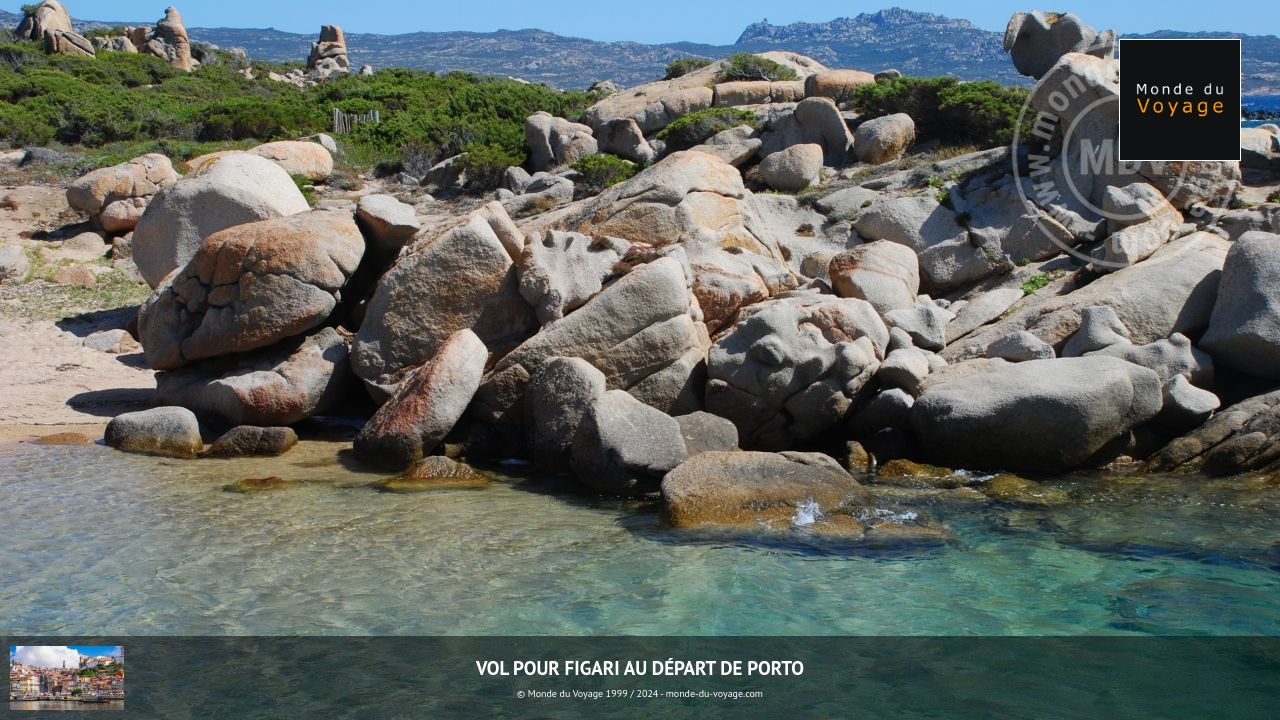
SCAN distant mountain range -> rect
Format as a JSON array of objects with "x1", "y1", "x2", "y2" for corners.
[{"x1": 3, "y1": 7, "x2": 1278, "y2": 93}]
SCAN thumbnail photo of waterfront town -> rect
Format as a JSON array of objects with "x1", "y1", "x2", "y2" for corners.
[{"x1": 9, "y1": 646, "x2": 124, "y2": 710}]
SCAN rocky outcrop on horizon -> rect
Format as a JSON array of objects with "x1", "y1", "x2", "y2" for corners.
[{"x1": 8, "y1": 6, "x2": 1279, "y2": 92}]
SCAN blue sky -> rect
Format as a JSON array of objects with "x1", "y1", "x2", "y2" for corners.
[
  {"x1": 46, "y1": 1, "x2": 1280, "y2": 44},
  {"x1": 10, "y1": 646, "x2": 122, "y2": 668}
]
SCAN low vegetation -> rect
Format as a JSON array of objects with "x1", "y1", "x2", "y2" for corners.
[
  {"x1": 656, "y1": 107, "x2": 757, "y2": 149},
  {"x1": 0, "y1": 42, "x2": 598, "y2": 190},
  {"x1": 853, "y1": 76, "x2": 1031, "y2": 149},
  {"x1": 663, "y1": 57, "x2": 713, "y2": 80},
  {"x1": 719, "y1": 53, "x2": 798, "y2": 83},
  {"x1": 571, "y1": 154, "x2": 638, "y2": 194},
  {"x1": 1020, "y1": 273, "x2": 1052, "y2": 296}
]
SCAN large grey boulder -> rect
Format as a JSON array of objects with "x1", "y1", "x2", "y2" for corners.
[
  {"x1": 355, "y1": 194, "x2": 421, "y2": 253},
  {"x1": 527, "y1": 356, "x2": 607, "y2": 470},
  {"x1": 945, "y1": 232, "x2": 1230, "y2": 361},
  {"x1": 849, "y1": 387, "x2": 915, "y2": 436},
  {"x1": 595, "y1": 118, "x2": 656, "y2": 164},
  {"x1": 675, "y1": 412, "x2": 739, "y2": 456},
  {"x1": 1004, "y1": 11, "x2": 1117, "y2": 80},
  {"x1": 518, "y1": 231, "x2": 629, "y2": 325},
  {"x1": 131, "y1": 153, "x2": 310, "y2": 288},
  {"x1": 138, "y1": 210, "x2": 365, "y2": 371},
  {"x1": 986, "y1": 331, "x2": 1055, "y2": 362},
  {"x1": 351, "y1": 205, "x2": 535, "y2": 399},
  {"x1": 706, "y1": 289, "x2": 888, "y2": 449},
  {"x1": 854, "y1": 113, "x2": 915, "y2": 165},
  {"x1": 473, "y1": 256, "x2": 709, "y2": 437},
  {"x1": 884, "y1": 299, "x2": 955, "y2": 352},
  {"x1": 759, "y1": 143, "x2": 823, "y2": 192},
  {"x1": 525, "y1": 111, "x2": 598, "y2": 171},
  {"x1": 570, "y1": 390, "x2": 689, "y2": 496},
  {"x1": 911, "y1": 356, "x2": 1164, "y2": 472},
  {"x1": 813, "y1": 185, "x2": 882, "y2": 222},
  {"x1": 1144, "y1": 389, "x2": 1280, "y2": 476},
  {"x1": 945, "y1": 287, "x2": 1025, "y2": 344},
  {"x1": 1062, "y1": 305, "x2": 1131, "y2": 357},
  {"x1": 760, "y1": 97, "x2": 854, "y2": 166},
  {"x1": 105, "y1": 406, "x2": 202, "y2": 458},
  {"x1": 878, "y1": 347, "x2": 932, "y2": 396},
  {"x1": 1200, "y1": 231, "x2": 1280, "y2": 379},
  {"x1": 559, "y1": 151, "x2": 797, "y2": 326},
  {"x1": 661, "y1": 451, "x2": 873, "y2": 528},
  {"x1": 66, "y1": 154, "x2": 179, "y2": 234},
  {"x1": 353, "y1": 329, "x2": 488, "y2": 470},
  {"x1": 1098, "y1": 183, "x2": 1183, "y2": 268},
  {"x1": 691, "y1": 125, "x2": 761, "y2": 167},
  {"x1": 829, "y1": 240, "x2": 920, "y2": 316},
  {"x1": 1240, "y1": 127, "x2": 1280, "y2": 170},
  {"x1": 855, "y1": 194, "x2": 998, "y2": 291},
  {"x1": 154, "y1": 328, "x2": 352, "y2": 426}
]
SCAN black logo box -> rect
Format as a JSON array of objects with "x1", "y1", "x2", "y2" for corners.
[{"x1": 1119, "y1": 38, "x2": 1241, "y2": 162}]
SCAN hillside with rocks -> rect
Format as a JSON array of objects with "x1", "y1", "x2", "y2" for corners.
[
  {"x1": 3, "y1": 6, "x2": 1278, "y2": 92},
  {"x1": 5, "y1": 3, "x2": 1280, "y2": 543}
]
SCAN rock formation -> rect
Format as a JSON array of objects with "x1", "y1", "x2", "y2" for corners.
[
  {"x1": 307, "y1": 25, "x2": 351, "y2": 77},
  {"x1": 140, "y1": 7, "x2": 195, "y2": 71}
]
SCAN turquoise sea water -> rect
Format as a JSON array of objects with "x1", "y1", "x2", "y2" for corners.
[{"x1": 1, "y1": 438, "x2": 1278, "y2": 636}]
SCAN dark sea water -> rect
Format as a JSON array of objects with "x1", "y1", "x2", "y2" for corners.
[
  {"x1": 2, "y1": 439, "x2": 1279, "y2": 637},
  {"x1": 1243, "y1": 95, "x2": 1280, "y2": 126}
]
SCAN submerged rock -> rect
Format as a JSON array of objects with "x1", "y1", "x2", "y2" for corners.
[
  {"x1": 31, "y1": 432, "x2": 94, "y2": 446},
  {"x1": 978, "y1": 474, "x2": 1070, "y2": 506},
  {"x1": 105, "y1": 406, "x2": 202, "y2": 458},
  {"x1": 203, "y1": 426, "x2": 298, "y2": 458},
  {"x1": 661, "y1": 451, "x2": 873, "y2": 528},
  {"x1": 374, "y1": 456, "x2": 489, "y2": 491},
  {"x1": 223, "y1": 476, "x2": 295, "y2": 494}
]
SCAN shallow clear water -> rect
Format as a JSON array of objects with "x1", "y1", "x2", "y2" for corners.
[{"x1": 2, "y1": 438, "x2": 1278, "y2": 636}]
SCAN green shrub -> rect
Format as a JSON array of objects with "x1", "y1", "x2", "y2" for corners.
[
  {"x1": 852, "y1": 77, "x2": 1030, "y2": 149},
  {"x1": 656, "y1": 107, "x2": 757, "y2": 148},
  {"x1": 720, "y1": 53, "x2": 798, "y2": 83},
  {"x1": 0, "y1": 49, "x2": 595, "y2": 192},
  {"x1": 571, "y1": 154, "x2": 638, "y2": 194},
  {"x1": 664, "y1": 57, "x2": 713, "y2": 80},
  {"x1": 460, "y1": 142, "x2": 522, "y2": 190}
]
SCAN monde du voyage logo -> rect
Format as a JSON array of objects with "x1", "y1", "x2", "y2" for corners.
[{"x1": 1119, "y1": 38, "x2": 1242, "y2": 162}]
